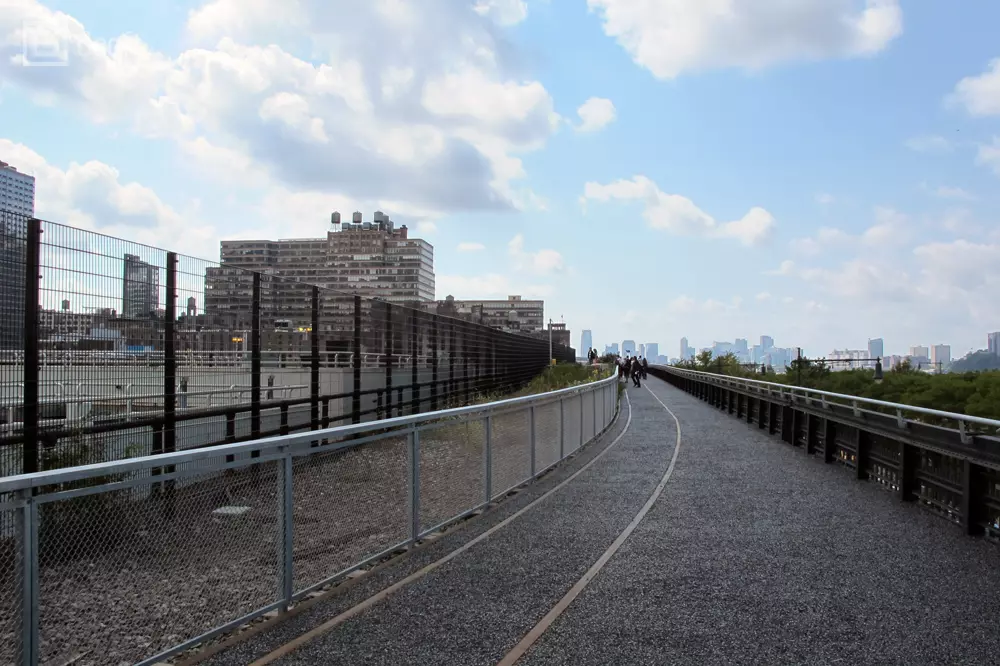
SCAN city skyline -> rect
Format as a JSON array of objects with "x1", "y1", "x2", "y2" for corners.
[{"x1": 1, "y1": 2, "x2": 999, "y2": 354}]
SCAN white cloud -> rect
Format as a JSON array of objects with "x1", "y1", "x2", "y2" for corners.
[
  {"x1": 586, "y1": 0, "x2": 902, "y2": 79},
  {"x1": 417, "y1": 221, "x2": 438, "y2": 234},
  {"x1": 933, "y1": 186, "x2": 975, "y2": 201},
  {"x1": 581, "y1": 175, "x2": 775, "y2": 246},
  {"x1": 787, "y1": 207, "x2": 909, "y2": 257},
  {"x1": 816, "y1": 193, "x2": 835, "y2": 205},
  {"x1": 976, "y1": 138, "x2": 1000, "y2": 176},
  {"x1": 949, "y1": 58, "x2": 1000, "y2": 117},
  {"x1": 508, "y1": 234, "x2": 564, "y2": 274},
  {"x1": 755, "y1": 291, "x2": 773, "y2": 302},
  {"x1": 457, "y1": 242, "x2": 486, "y2": 251},
  {"x1": 0, "y1": 0, "x2": 561, "y2": 217},
  {"x1": 904, "y1": 135, "x2": 953, "y2": 153},
  {"x1": 473, "y1": 0, "x2": 528, "y2": 26},
  {"x1": 0, "y1": 138, "x2": 216, "y2": 258},
  {"x1": 574, "y1": 97, "x2": 616, "y2": 133}
]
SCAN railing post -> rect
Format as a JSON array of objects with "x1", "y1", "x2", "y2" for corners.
[
  {"x1": 22, "y1": 218, "x2": 41, "y2": 474},
  {"x1": 410, "y1": 429, "x2": 421, "y2": 543},
  {"x1": 310, "y1": 286, "x2": 320, "y2": 431},
  {"x1": 484, "y1": 415, "x2": 492, "y2": 503},
  {"x1": 279, "y1": 450, "x2": 294, "y2": 611},
  {"x1": 559, "y1": 398, "x2": 565, "y2": 459},
  {"x1": 352, "y1": 295, "x2": 362, "y2": 423},
  {"x1": 251, "y1": 272, "x2": 262, "y2": 441},
  {"x1": 384, "y1": 303, "x2": 394, "y2": 419},
  {"x1": 17, "y1": 488, "x2": 38, "y2": 666},
  {"x1": 410, "y1": 310, "x2": 419, "y2": 415},
  {"x1": 529, "y1": 405, "x2": 536, "y2": 476},
  {"x1": 430, "y1": 316, "x2": 439, "y2": 411}
]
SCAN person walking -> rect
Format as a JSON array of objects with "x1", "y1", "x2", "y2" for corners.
[
  {"x1": 641, "y1": 356, "x2": 648, "y2": 379},
  {"x1": 631, "y1": 356, "x2": 642, "y2": 387}
]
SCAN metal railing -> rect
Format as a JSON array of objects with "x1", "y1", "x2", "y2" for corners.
[
  {"x1": 655, "y1": 366, "x2": 1000, "y2": 541},
  {"x1": 0, "y1": 371, "x2": 619, "y2": 666}
]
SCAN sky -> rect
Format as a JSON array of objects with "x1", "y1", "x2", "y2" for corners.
[{"x1": 1, "y1": 0, "x2": 999, "y2": 359}]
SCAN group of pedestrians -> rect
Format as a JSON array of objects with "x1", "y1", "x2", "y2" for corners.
[{"x1": 617, "y1": 354, "x2": 647, "y2": 387}]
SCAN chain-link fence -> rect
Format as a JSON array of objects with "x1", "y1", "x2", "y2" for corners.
[
  {"x1": 0, "y1": 212, "x2": 576, "y2": 479},
  {"x1": 0, "y1": 371, "x2": 618, "y2": 665}
]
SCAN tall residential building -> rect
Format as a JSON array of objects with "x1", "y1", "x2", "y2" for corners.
[
  {"x1": 868, "y1": 337, "x2": 884, "y2": 360},
  {"x1": 122, "y1": 254, "x2": 160, "y2": 319},
  {"x1": 760, "y1": 335, "x2": 774, "y2": 351},
  {"x1": 580, "y1": 330, "x2": 593, "y2": 355},
  {"x1": 988, "y1": 332, "x2": 1000, "y2": 356},
  {"x1": 909, "y1": 345, "x2": 929, "y2": 359},
  {"x1": 680, "y1": 337, "x2": 688, "y2": 359},
  {"x1": 645, "y1": 343, "x2": 659, "y2": 360},
  {"x1": 435, "y1": 295, "x2": 543, "y2": 333},
  {"x1": 622, "y1": 340, "x2": 636, "y2": 356},
  {"x1": 639, "y1": 344, "x2": 645, "y2": 358},
  {"x1": 0, "y1": 161, "x2": 35, "y2": 216},
  {"x1": 207, "y1": 212, "x2": 434, "y2": 331},
  {"x1": 0, "y1": 212, "x2": 26, "y2": 348},
  {"x1": 931, "y1": 344, "x2": 951, "y2": 367}
]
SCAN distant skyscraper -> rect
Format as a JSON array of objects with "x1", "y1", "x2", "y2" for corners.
[
  {"x1": 680, "y1": 337, "x2": 688, "y2": 359},
  {"x1": 909, "y1": 345, "x2": 929, "y2": 359},
  {"x1": 622, "y1": 339, "x2": 636, "y2": 355},
  {"x1": 605, "y1": 342, "x2": 619, "y2": 356},
  {"x1": 760, "y1": 335, "x2": 774, "y2": 351},
  {"x1": 989, "y1": 332, "x2": 1000, "y2": 356},
  {"x1": 639, "y1": 344, "x2": 645, "y2": 358},
  {"x1": 931, "y1": 344, "x2": 951, "y2": 367},
  {"x1": 645, "y1": 343, "x2": 659, "y2": 360},
  {"x1": 123, "y1": 254, "x2": 160, "y2": 319},
  {"x1": 581, "y1": 329, "x2": 593, "y2": 356},
  {"x1": 868, "y1": 338, "x2": 884, "y2": 360}
]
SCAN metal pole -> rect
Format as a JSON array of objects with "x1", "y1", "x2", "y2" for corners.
[
  {"x1": 484, "y1": 415, "x2": 492, "y2": 504},
  {"x1": 529, "y1": 405, "x2": 536, "y2": 476},
  {"x1": 548, "y1": 318, "x2": 552, "y2": 365},
  {"x1": 251, "y1": 272, "x2": 261, "y2": 441},
  {"x1": 410, "y1": 310, "x2": 418, "y2": 414},
  {"x1": 18, "y1": 488, "x2": 38, "y2": 666},
  {"x1": 310, "y1": 286, "x2": 320, "y2": 430},
  {"x1": 352, "y1": 295, "x2": 362, "y2": 423},
  {"x1": 431, "y1": 316, "x2": 439, "y2": 411},
  {"x1": 22, "y1": 218, "x2": 41, "y2": 474},
  {"x1": 410, "y1": 429, "x2": 420, "y2": 543},
  {"x1": 385, "y1": 303, "x2": 394, "y2": 418},
  {"x1": 279, "y1": 451, "x2": 294, "y2": 611}
]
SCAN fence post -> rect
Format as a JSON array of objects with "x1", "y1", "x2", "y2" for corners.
[
  {"x1": 17, "y1": 488, "x2": 38, "y2": 665},
  {"x1": 463, "y1": 322, "x2": 470, "y2": 404},
  {"x1": 410, "y1": 429, "x2": 420, "y2": 543},
  {"x1": 430, "y1": 316, "x2": 439, "y2": 411},
  {"x1": 559, "y1": 398, "x2": 565, "y2": 460},
  {"x1": 484, "y1": 415, "x2": 492, "y2": 504},
  {"x1": 410, "y1": 310, "x2": 418, "y2": 415},
  {"x1": 310, "y1": 286, "x2": 319, "y2": 431},
  {"x1": 448, "y1": 321, "x2": 456, "y2": 406},
  {"x1": 385, "y1": 303, "x2": 394, "y2": 418},
  {"x1": 22, "y1": 218, "x2": 41, "y2": 474},
  {"x1": 164, "y1": 252, "x2": 177, "y2": 453},
  {"x1": 279, "y1": 450, "x2": 294, "y2": 611},
  {"x1": 251, "y1": 272, "x2": 262, "y2": 441},
  {"x1": 352, "y1": 295, "x2": 361, "y2": 424},
  {"x1": 529, "y1": 405, "x2": 536, "y2": 476}
]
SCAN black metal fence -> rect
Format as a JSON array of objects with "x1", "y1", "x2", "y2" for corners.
[
  {"x1": 653, "y1": 366, "x2": 1000, "y2": 541},
  {"x1": 0, "y1": 211, "x2": 575, "y2": 475}
]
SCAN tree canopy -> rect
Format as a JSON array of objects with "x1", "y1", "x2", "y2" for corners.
[{"x1": 674, "y1": 351, "x2": 1000, "y2": 422}]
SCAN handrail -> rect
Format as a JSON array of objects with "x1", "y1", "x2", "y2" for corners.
[
  {"x1": 0, "y1": 371, "x2": 617, "y2": 492},
  {"x1": 663, "y1": 366, "x2": 1000, "y2": 430}
]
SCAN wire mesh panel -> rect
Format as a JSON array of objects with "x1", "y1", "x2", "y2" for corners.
[
  {"x1": 35, "y1": 459, "x2": 282, "y2": 666},
  {"x1": 581, "y1": 390, "x2": 595, "y2": 444},
  {"x1": 533, "y1": 401, "x2": 561, "y2": 471},
  {"x1": 292, "y1": 436, "x2": 409, "y2": 593},
  {"x1": 0, "y1": 211, "x2": 27, "y2": 479},
  {"x1": 419, "y1": 421, "x2": 486, "y2": 534},
  {"x1": 0, "y1": 504, "x2": 22, "y2": 665},
  {"x1": 564, "y1": 394, "x2": 582, "y2": 454},
  {"x1": 489, "y1": 409, "x2": 531, "y2": 498}
]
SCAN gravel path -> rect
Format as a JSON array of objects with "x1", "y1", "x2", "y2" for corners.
[
  {"x1": 521, "y1": 380, "x2": 1000, "y2": 666},
  {"x1": 264, "y1": 384, "x2": 672, "y2": 666},
  {"x1": 197, "y1": 383, "x2": 654, "y2": 666}
]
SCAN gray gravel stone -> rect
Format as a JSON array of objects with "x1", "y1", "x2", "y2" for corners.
[{"x1": 521, "y1": 380, "x2": 1000, "y2": 666}]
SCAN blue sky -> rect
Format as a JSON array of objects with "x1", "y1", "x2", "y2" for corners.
[{"x1": 2, "y1": 0, "x2": 1000, "y2": 358}]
